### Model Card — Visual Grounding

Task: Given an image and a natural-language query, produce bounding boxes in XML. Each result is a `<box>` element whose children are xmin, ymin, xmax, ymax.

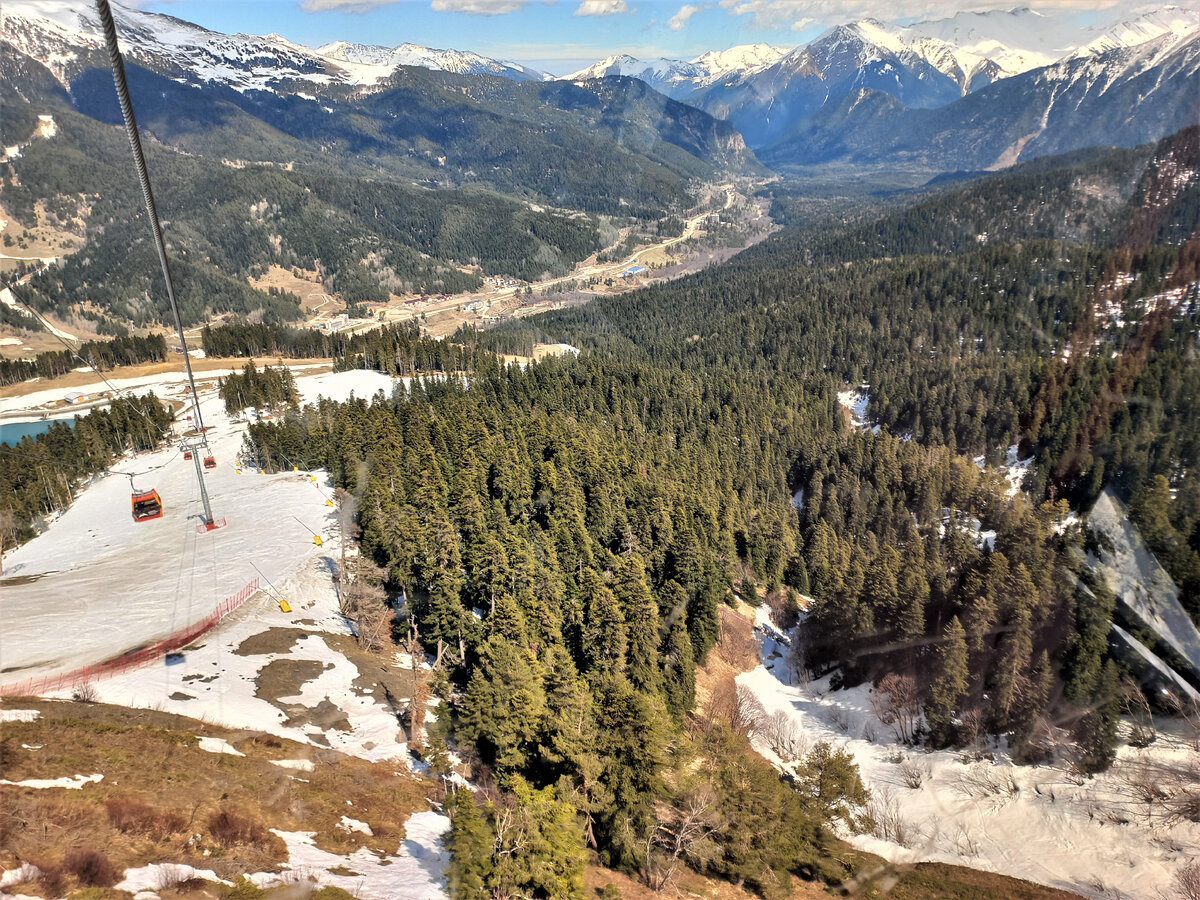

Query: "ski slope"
<box><xmin>0</xmin><ymin>369</ymin><xmax>396</xmax><ymax>686</ymax></box>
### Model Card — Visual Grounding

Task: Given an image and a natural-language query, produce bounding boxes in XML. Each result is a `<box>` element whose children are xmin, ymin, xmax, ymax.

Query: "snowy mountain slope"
<box><xmin>0</xmin><ymin>0</ymin><xmax>544</xmax><ymax>94</ymax></box>
<box><xmin>566</xmin><ymin>54</ymin><xmax>703</xmax><ymax>93</ymax></box>
<box><xmin>690</xmin><ymin>44</ymin><xmax>791</xmax><ymax>82</ymax></box>
<box><xmin>898</xmin><ymin>7</ymin><xmax>1077</xmax><ymax>76</ymax></box>
<box><xmin>0</xmin><ymin>0</ymin><xmax>333</xmax><ymax>92</ymax></box>
<box><xmin>691</xmin><ymin>24</ymin><xmax>965</xmax><ymax>149</ymax></box>
<box><xmin>845</xmin><ymin>19</ymin><xmax>1005</xmax><ymax>92</ymax></box>
<box><xmin>686</xmin><ymin>4</ymin><xmax>1198</xmax><ymax>156</ymax></box>
<box><xmin>1069</xmin><ymin>6</ymin><xmax>1199</xmax><ymax>60</ymax></box>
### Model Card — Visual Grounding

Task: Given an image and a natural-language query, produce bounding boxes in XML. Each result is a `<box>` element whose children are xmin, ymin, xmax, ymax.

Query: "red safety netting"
<box><xmin>0</xmin><ymin>578</ymin><xmax>260</xmax><ymax>697</ymax></box>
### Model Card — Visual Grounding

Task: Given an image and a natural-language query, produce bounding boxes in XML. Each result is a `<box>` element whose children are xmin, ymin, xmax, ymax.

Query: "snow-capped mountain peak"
<box><xmin>314</xmin><ymin>39</ymin><xmax>545</xmax><ymax>83</ymax></box>
<box><xmin>564</xmin><ymin>44</ymin><xmax>790</xmax><ymax>96</ymax></box>
<box><xmin>688</xmin><ymin>43</ymin><xmax>790</xmax><ymax>79</ymax></box>
<box><xmin>567</xmin><ymin>54</ymin><xmax>701</xmax><ymax>83</ymax></box>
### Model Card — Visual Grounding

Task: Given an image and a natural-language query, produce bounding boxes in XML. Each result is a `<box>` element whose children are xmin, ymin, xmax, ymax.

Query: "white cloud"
<box><xmin>431</xmin><ymin>0</ymin><xmax>529</xmax><ymax>13</ymax></box>
<box><xmin>299</xmin><ymin>0</ymin><xmax>400</xmax><ymax>11</ymax></box>
<box><xmin>574</xmin><ymin>0</ymin><xmax>630</xmax><ymax>16</ymax></box>
<box><xmin>667</xmin><ymin>3</ymin><xmax>705</xmax><ymax>30</ymax></box>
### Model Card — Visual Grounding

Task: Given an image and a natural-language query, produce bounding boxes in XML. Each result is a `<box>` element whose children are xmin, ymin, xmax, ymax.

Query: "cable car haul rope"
<box><xmin>95</xmin><ymin>0</ymin><xmax>224</xmax><ymax>530</ymax></box>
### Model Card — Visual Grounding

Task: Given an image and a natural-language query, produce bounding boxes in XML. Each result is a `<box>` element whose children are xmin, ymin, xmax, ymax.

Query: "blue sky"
<box><xmin>139</xmin><ymin>0</ymin><xmax>1144</xmax><ymax>74</ymax></box>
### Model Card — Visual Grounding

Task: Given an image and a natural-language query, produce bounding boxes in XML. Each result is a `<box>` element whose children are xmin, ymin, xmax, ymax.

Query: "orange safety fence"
<box><xmin>0</xmin><ymin>578</ymin><xmax>260</xmax><ymax>697</ymax></box>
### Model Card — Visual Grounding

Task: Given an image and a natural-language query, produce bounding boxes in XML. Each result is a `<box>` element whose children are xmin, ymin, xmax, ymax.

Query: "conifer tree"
<box><xmin>616</xmin><ymin>554</ymin><xmax>662</xmax><ymax>694</ymax></box>
<box><xmin>460</xmin><ymin>636</ymin><xmax>546</xmax><ymax>772</ymax></box>
<box><xmin>445</xmin><ymin>788</ymin><xmax>493</xmax><ymax>899</ymax></box>
<box><xmin>582</xmin><ymin>567</ymin><xmax>628</xmax><ymax>677</ymax></box>
<box><xmin>925</xmin><ymin>616</ymin><xmax>969</xmax><ymax>746</ymax></box>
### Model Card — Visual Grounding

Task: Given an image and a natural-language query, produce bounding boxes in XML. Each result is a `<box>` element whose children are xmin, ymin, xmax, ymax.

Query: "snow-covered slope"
<box><xmin>692</xmin><ymin>24</ymin><xmax>965</xmax><ymax>147</ymax></box>
<box><xmin>0</xmin><ymin>0</ymin><xmax>334</xmax><ymax>92</ymax></box>
<box><xmin>1071</xmin><ymin>6</ymin><xmax>1199</xmax><ymax>59</ymax></box>
<box><xmin>846</xmin><ymin>19</ymin><xmax>1004</xmax><ymax>92</ymax></box>
<box><xmin>739</xmin><ymin>608</ymin><xmax>1200</xmax><ymax>899</ymax></box>
<box><xmin>898</xmin><ymin>7</ymin><xmax>1077</xmax><ymax>76</ymax></box>
<box><xmin>690</xmin><ymin>43</ymin><xmax>791</xmax><ymax>82</ymax></box>
<box><xmin>757</xmin><ymin>27</ymin><xmax>1199</xmax><ymax>169</ymax></box>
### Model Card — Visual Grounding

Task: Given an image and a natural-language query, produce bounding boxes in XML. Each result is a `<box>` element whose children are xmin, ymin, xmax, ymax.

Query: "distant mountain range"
<box><xmin>0</xmin><ymin>0</ymin><xmax>550</xmax><ymax>93</ymax></box>
<box><xmin>0</xmin><ymin>0</ymin><xmax>1196</xmax><ymax>176</ymax></box>
<box><xmin>567</xmin><ymin>6</ymin><xmax>1200</xmax><ymax>170</ymax></box>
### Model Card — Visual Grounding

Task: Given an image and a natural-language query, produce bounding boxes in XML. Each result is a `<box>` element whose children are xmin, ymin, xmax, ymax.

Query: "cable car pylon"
<box><xmin>97</xmin><ymin>0</ymin><xmax>223</xmax><ymax>531</ymax></box>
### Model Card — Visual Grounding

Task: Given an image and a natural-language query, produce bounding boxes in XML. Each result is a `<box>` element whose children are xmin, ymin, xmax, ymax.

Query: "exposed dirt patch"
<box><xmin>254</xmin><ymin>658</ymin><xmax>329</xmax><ymax>705</ymax></box>
<box><xmin>694</xmin><ymin>601</ymin><xmax>760</xmax><ymax>710</ymax></box>
<box><xmin>278</xmin><ymin>698</ymin><xmax>351</xmax><ymax>736</ymax></box>
<box><xmin>234</xmin><ymin>627</ymin><xmax>305</xmax><ymax>657</ymax></box>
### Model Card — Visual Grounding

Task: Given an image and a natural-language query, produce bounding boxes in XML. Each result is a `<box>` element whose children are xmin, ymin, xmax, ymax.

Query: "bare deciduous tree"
<box><xmin>1171</xmin><ymin>858</ymin><xmax>1200</xmax><ymax>900</ymax></box>
<box><xmin>644</xmin><ymin>784</ymin><xmax>722</xmax><ymax>892</ymax></box>
<box><xmin>761</xmin><ymin>709</ymin><xmax>808</xmax><ymax>762</ymax></box>
<box><xmin>401</xmin><ymin>621</ymin><xmax>430</xmax><ymax>751</ymax></box>
<box><xmin>701</xmin><ymin>677</ymin><xmax>766</xmax><ymax>737</ymax></box>
<box><xmin>874</xmin><ymin>673</ymin><xmax>921</xmax><ymax>745</ymax></box>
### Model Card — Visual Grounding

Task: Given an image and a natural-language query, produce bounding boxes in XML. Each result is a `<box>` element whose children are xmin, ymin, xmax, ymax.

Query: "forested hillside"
<box><xmin>1</xmin><ymin>95</ymin><xmax>610</xmax><ymax>329</ymax></box>
<box><xmin>238</xmin><ymin>128</ymin><xmax>1198</xmax><ymax>894</ymax></box>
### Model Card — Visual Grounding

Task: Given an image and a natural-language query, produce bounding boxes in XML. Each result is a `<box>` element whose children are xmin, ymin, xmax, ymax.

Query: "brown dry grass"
<box><xmin>0</xmin><ymin>699</ymin><xmax>431</xmax><ymax>894</ymax></box>
<box><xmin>247</xmin><ymin>266</ymin><xmax>341</xmax><ymax>316</ymax></box>
<box><xmin>584</xmin><ymin>862</ymin><xmax>790</xmax><ymax>900</ymax></box>
<box><xmin>693</xmin><ymin>602</ymin><xmax>760</xmax><ymax>713</ymax></box>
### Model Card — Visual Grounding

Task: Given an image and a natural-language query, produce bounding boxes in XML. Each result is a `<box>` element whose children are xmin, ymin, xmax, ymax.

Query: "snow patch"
<box><xmin>197</xmin><ymin>736</ymin><xmax>245</xmax><ymax>756</ymax></box>
<box><xmin>270</xmin><ymin>758</ymin><xmax>315</xmax><ymax>771</ymax></box>
<box><xmin>0</xmin><ymin>773</ymin><xmax>102</xmax><ymax>789</ymax></box>
<box><xmin>0</xmin><ymin>864</ymin><xmax>40</xmax><ymax>890</ymax></box>
<box><xmin>254</xmin><ymin>810</ymin><xmax>449</xmax><ymax>900</ymax></box>
<box><xmin>338</xmin><ymin>815</ymin><xmax>373</xmax><ymax>835</ymax></box>
<box><xmin>739</xmin><ymin>605</ymin><xmax>1200</xmax><ymax>898</ymax></box>
<box><xmin>0</xmin><ymin>709</ymin><xmax>40</xmax><ymax>723</ymax></box>
<box><xmin>836</xmin><ymin>383</ymin><xmax>870</xmax><ymax>427</ymax></box>
<box><xmin>115</xmin><ymin>863</ymin><xmax>227</xmax><ymax>893</ymax></box>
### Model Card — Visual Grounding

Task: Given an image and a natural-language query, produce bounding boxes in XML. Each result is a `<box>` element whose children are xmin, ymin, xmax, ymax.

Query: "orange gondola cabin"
<box><xmin>203</xmin><ymin>455</ymin><xmax>216</xmax><ymax>469</ymax></box>
<box><xmin>131</xmin><ymin>489</ymin><xmax>163</xmax><ymax>522</ymax></box>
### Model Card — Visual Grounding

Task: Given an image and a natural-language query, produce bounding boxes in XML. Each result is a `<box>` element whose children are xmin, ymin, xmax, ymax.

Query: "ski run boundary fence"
<box><xmin>0</xmin><ymin>578</ymin><xmax>260</xmax><ymax>697</ymax></box>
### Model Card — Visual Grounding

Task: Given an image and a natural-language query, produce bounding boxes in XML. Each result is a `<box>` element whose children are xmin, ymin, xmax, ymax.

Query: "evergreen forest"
<box><xmin>233</xmin><ymin>129</ymin><xmax>1200</xmax><ymax>895</ymax></box>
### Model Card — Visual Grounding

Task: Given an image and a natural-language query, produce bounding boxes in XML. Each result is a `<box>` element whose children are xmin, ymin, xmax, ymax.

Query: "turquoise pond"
<box><xmin>0</xmin><ymin>417</ymin><xmax>75</xmax><ymax>445</ymax></box>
